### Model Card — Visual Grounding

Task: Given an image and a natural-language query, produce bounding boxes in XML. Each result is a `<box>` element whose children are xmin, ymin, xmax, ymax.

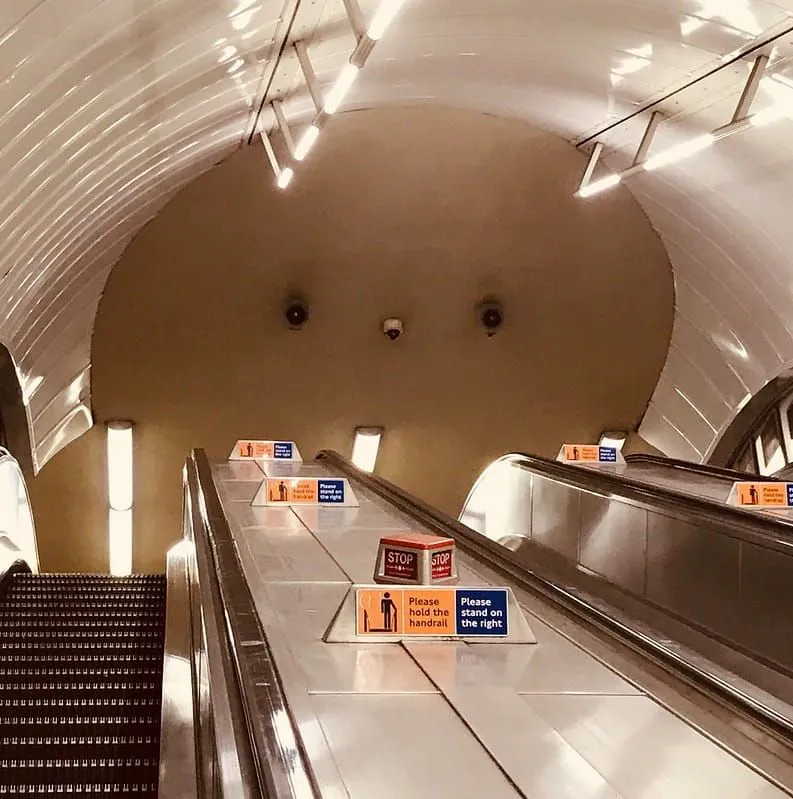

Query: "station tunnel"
<box><xmin>2</xmin><ymin>0</ymin><xmax>793</xmax><ymax>796</ymax></box>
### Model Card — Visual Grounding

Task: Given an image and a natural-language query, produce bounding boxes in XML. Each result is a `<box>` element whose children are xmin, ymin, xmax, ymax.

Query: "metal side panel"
<box><xmin>524</xmin><ymin>693</ymin><xmax>787</xmax><ymax>799</ymax></box>
<box><xmin>158</xmin><ymin>542</ymin><xmax>198</xmax><ymax>799</ymax></box>
<box><xmin>309</xmin><ymin>693</ymin><xmax>521</xmax><ymax>799</ymax></box>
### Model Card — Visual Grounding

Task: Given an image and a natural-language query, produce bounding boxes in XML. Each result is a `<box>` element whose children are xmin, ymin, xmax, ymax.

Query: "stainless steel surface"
<box><xmin>184</xmin><ymin>471</ymin><xmax>255</xmax><ymax>798</ymax></box>
<box><xmin>460</xmin><ymin>452</ymin><xmax>793</xmax><ymax>673</ymax></box>
<box><xmin>206</xmin><ymin>451</ymin><xmax>792</xmax><ymax>798</ymax></box>
<box><xmin>158</xmin><ymin>541</ymin><xmax>198</xmax><ymax>799</ymax></box>
<box><xmin>0</xmin><ymin>448</ymin><xmax>38</xmax><ymax>578</ymax></box>
<box><xmin>187</xmin><ymin>450</ymin><xmax>321</xmax><ymax>799</ymax></box>
<box><xmin>619</xmin><ymin>454</ymin><xmax>742</xmax><ymax>502</ymax></box>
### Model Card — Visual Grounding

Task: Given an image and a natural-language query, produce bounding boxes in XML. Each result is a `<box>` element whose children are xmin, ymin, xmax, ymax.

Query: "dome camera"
<box><xmin>383</xmin><ymin>318</ymin><xmax>403</xmax><ymax>342</ymax></box>
<box><xmin>479</xmin><ymin>301</ymin><xmax>503</xmax><ymax>337</ymax></box>
<box><xmin>284</xmin><ymin>298</ymin><xmax>309</xmax><ymax>330</ymax></box>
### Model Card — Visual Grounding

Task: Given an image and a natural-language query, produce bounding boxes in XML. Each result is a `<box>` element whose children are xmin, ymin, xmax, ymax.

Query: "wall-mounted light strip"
<box><xmin>575</xmin><ymin>107</ymin><xmax>785</xmax><ymax>199</ymax></box>
<box><xmin>261</xmin><ymin>0</ymin><xmax>408</xmax><ymax>189</ymax></box>
<box><xmin>576</xmin><ymin>54</ymin><xmax>789</xmax><ymax>199</ymax></box>
<box><xmin>351</xmin><ymin>426</ymin><xmax>383</xmax><ymax>473</ymax></box>
<box><xmin>106</xmin><ymin>421</ymin><xmax>133</xmax><ymax>576</ymax></box>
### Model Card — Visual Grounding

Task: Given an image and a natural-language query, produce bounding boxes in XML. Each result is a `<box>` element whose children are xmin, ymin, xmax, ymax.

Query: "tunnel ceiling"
<box><xmin>3</xmin><ymin>0</ymin><xmax>793</xmax><ymax>469</ymax></box>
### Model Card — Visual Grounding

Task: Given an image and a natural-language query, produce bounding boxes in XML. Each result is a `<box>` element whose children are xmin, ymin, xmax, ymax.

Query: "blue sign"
<box><xmin>455</xmin><ymin>589</ymin><xmax>508</xmax><ymax>636</ymax></box>
<box><xmin>318</xmin><ymin>479</ymin><xmax>345</xmax><ymax>504</ymax></box>
<box><xmin>787</xmin><ymin>484</ymin><xmax>793</xmax><ymax>507</ymax></box>
<box><xmin>598</xmin><ymin>447</ymin><xmax>617</xmax><ymax>463</ymax></box>
<box><xmin>273</xmin><ymin>442</ymin><xmax>294</xmax><ymax>459</ymax></box>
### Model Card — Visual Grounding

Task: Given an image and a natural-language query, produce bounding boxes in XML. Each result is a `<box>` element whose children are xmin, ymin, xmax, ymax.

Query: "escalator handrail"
<box><xmin>316</xmin><ymin>449</ymin><xmax>793</xmax><ymax>745</ymax></box>
<box><xmin>492</xmin><ymin>451</ymin><xmax>793</xmax><ymax>556</ymax></box>
<box><xmin>188</xmin><ymin>450</ymin><xmax>322</xmax><ymax>799</ymax></box>
<box><xmin>623</xmin><ymin>452</ymin><xmax>769</xmax><ymax>482</ymax></box>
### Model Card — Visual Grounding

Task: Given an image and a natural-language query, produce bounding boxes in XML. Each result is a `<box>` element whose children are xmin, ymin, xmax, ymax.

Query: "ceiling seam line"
<box><xmin>246</xmin><ymin>0</ymin><xmax>304</xmax><ymax>145</ymax></box>
<box><xmin>575</xmin><ymin>22</ymin><xmax>793</xmax><ymax>149</ymax></box>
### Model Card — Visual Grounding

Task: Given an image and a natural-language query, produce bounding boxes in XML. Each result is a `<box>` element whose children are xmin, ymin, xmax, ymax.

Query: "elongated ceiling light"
<box><xmin>576</xmin><ymin>108</ymin><xmax>785</xmax><ymax>199</ymax></box>
<box><xmin>324</xmin><ymin>64</ymin><xmax>360</xmax><ymax>115</ymax></box>
<box><xmin>107</xmin><ymin>421</ymin><xmax>133</xmax><ymax>576</ymax></box>
<box><xmin>576</xmin><ymin>55</ymin><xmax>790</xmax><ymax>199</ymax></box>
<box><xmin>264</xmin><ymin>0</ymin><xmax>409</xmax><ymax>189</ymax></box>
<box><xmin>351</xmin><ymin>427</ymin><xmax>383</xmax><ymax>473</ymax></box>
<box><xmin>643</xmin><ymin>133</ymin><xmax>714</xmax><ymax>171</ymax></box>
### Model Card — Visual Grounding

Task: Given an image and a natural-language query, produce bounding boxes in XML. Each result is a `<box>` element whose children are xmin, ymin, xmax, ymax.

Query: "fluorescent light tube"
<box><xmin>577</xmin><ymin>174</ymin><xmax>621</xmax><ymax>198</ymax></box>
<box><xmin>107</xmin><ymin>421</ymin><xmax>133</xmax><ymax>512</ymax></box>
<box><xmin>109</xmin><ymin>508</ymin><xmax>132</xmax><ymax>576</ymax></box>
<box><xmin>367</xmin><ymin>0</ymin><xmax>407</xmax><ymax>40</ymax></box>
<box><xmin>295</xmin><ymin>125</ymin><xmax>320</xmax><ymax>161</ymax></box>
<box><xmin>351</xmin><ymin>428</ymin><xmax>383</xmax><ymax>473</ymax></box>
<box><xmin>277</xmin><ymin>166</ymin><xmax>294</xmax><ymax>189</ymax></box>
<box><xmin>324</xmin><ymin>63</ymin><xmax>359</xmax><ymax>114</ymax></box>
<box><xmin>643</xmin><ymin>133</ymin><xmax>714</xmax><ymax>171</ymax></box>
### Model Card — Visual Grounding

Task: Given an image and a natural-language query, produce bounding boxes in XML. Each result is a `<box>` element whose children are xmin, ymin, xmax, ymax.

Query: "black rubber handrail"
<box><xmin>317</xmin><ymin>449</ymin><xmax>793</xmax><ymax>750</ymax></box>
<box><xmin>624</xmin><ymin>452</ymin><xmax>766</xmax><ymax>482</ymax></box>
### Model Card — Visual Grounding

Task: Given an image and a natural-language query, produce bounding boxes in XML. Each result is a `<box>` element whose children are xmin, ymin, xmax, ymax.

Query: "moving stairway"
<box><xmin>0</xmin><ymin>572</ymin><xmax>166</xmax><ymax>796</ymax></box>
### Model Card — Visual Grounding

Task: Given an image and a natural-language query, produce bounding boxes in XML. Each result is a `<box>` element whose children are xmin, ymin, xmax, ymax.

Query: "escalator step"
<box><xmin>0</xmin><ymin>573</ymin><xmax>166</xmax><ymax>794</ymax></box>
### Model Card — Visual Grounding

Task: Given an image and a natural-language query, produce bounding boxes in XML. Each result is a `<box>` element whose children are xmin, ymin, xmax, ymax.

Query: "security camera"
<box><xmin>478</xmin><ymin>301</ymin><xmax>503</xmax><ymax>337</ymax></box>
<box><xmin>284</xmin><ymin>298</ymin><xmax>309</xmax><ymax>330</ymax></box>
<box><xmin>383</xmin><ymin>318</ymin><xmax>403</xmax><ymax>341</ymax></box>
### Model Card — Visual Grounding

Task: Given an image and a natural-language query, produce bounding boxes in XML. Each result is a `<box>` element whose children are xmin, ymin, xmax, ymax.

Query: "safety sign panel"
<box><xmin>559</xmin><ymin>444</ymin><xmax>619</xmax><ymax>464</ymax></box>
<box><xmin>431</xmin><ymin>550</ymin><xmax>453</xmax><ymax>580</ymax></box>
<box><xmin>356</xmin><ymin>587</ymin><xmax>509</xmax><ymax>637</ymax></box>
<box><xmin>383</xmin><ymin>549</ymin><xmax>419</xmax><ymax>580</ymax></box>
<box><xmin>729</xmin><ymin>481</ymin><xmax>793</xmax><ymax>508</ymax></box>
<box><xmin>229</xmin><ymin>440</ymin><xmax>302</xmax><ymax>462</ymax></box>
<box><xmin>252</xmin><ymin>477</ymin><xmax>358</xmax><ymax>507</ymax></box>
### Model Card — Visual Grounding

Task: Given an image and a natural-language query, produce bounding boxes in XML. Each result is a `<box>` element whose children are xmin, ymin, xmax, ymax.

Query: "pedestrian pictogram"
<box><xmin>228</xmin><ymin>439</ymin><xmax>302</xmax><ymax>462</ymax></box>
<box><xmin>355</xmin><ymin>587</ymin><xmax>502</xmax><ymax>637</ymax></box>
<box><xmin>560</xmin><ymin>444</ymin><xmax>619</xmax><ymax>464</ymax></box>
<box><xmin>252</xmin><ymin>476</ymin><xmax>359</xmax><ymax>507</ymax></box>
<box><xmin>731</xmin><ymin>481</ymin><xmax>793</xmax><ymax>508</ymax></box>
<box><xmin>358</xmin><ymin>589</ymin><xmax>405</xmax><ymax>633</ymax></box>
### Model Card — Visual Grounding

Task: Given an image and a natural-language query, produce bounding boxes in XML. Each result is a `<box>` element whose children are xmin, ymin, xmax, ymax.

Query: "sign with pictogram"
<box><xmin>557</xmin><ymin>444</ymin><xmax>623</xmax><ymax>465</ymax></box>
<box><xmin>355</xmin><ymin>587</ymin><xmax>508</xmax><ymax>638</ymax></box>
<box><xmin>229</xmin><ymin>440</ymin><xmax>302</xmax><ymax>462</ymax></box>
<box><xmin>728</xmin><ymin>481</ymin><xmax>793</xmax><ymax>509</ymax></box>
<box><xmin>251</xmin><ymin>477</ymin><xmax>358</xmax><ymax>507</ymax></box>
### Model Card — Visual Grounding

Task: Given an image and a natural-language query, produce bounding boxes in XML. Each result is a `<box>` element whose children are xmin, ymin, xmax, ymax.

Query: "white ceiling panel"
<box><xmin>3</xmin><ymin>0</ymin><xmax>793</xmax><ymax>468</ymax></box>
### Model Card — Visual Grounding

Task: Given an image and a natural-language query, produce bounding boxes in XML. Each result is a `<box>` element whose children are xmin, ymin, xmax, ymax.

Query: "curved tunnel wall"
<box><xmin>28</xmin><ymin>107</ymin><xmax>674</xmax><ymax>572</ymax></box>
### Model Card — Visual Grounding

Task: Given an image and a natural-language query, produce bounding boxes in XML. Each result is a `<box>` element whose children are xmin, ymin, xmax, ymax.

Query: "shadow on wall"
<box><xmin>28</xmin><ymin>105</ymin><xmax>675</xmax><ymax>573</ymax></box>
<box><xmin>0</xmin><ymin>345</ymin><xmax>34</xmax><ymax>478</ymax></box>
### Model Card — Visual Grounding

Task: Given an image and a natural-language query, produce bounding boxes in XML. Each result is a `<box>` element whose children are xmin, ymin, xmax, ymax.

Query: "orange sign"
<box><xmin>238</xmin><ymin>441</ymin><xmax>275</xmax><ymax>459</ymax></box>
<box><xmin>563</xmin><ymin>445</ymin><xmax>599</xmax><ymax>462</ymax></box>
<box><xmin>735</xmin><ymin>482</ymin><xmax>793</xmax><ymax>507</ymax></box>
<box><xmin>356</xmin><ymin>588</ymin><xmax>455</xmax><ymax>636</ymax></box>
<box><xmin>265</xmin><ymin>478</ymin><xmax>318</xmax><ymax>504</ymax></box>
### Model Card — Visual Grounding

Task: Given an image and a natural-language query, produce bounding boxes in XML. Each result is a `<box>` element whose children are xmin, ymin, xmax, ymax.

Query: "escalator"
<box><xmin>0</xmin><ymin>572</ymin><xmax>165</xmax><ymax>796</ymax></box>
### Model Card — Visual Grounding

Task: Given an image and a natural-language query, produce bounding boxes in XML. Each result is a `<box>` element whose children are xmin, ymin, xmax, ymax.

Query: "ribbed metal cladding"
<box><xmin>0</xmin><ymin>573</ymin><xmax>166</xmax><ymax>796</ymax></box>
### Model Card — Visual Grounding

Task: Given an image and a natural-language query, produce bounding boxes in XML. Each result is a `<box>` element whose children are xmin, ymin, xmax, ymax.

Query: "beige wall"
<box><xmin>29</xmin><ymin>105</ymin><xmax>674</xmax><ymax>574</ymax></box>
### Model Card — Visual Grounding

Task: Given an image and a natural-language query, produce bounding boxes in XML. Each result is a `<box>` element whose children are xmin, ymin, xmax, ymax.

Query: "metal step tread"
<box><xmin>0</xmin><ymin>573</ymin><xmax>166</xmax><ymax>792</ymax></box>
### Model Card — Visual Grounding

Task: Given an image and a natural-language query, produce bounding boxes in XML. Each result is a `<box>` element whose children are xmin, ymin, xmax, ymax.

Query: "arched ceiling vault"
<box><xmin>3</xmin><ymin>0</ymin><xmax>793</xmax><ymax>468</ymax></box>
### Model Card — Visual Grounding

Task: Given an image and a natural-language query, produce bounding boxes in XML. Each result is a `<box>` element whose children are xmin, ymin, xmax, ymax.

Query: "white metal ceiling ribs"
<box><xmin>3</xmin><ymin>0</ymin><xmax>793</xmax><ymax>468</ymax></box>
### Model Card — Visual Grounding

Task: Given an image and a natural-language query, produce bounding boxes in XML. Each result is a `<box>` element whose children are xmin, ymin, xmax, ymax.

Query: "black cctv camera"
<box><xmin>284</xmin><ymin>298</ymin><xmax>309</xmax><ymax>330</ymax></box>
<box><xmin>383</xmin><ymin>318</ymin><xmax>404</xmax><ymax>341</ymax></box>
<box><xmin>479</xmin><ymin>301</ymin><xmax>503</xmax><ymax>337</ymax></box>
